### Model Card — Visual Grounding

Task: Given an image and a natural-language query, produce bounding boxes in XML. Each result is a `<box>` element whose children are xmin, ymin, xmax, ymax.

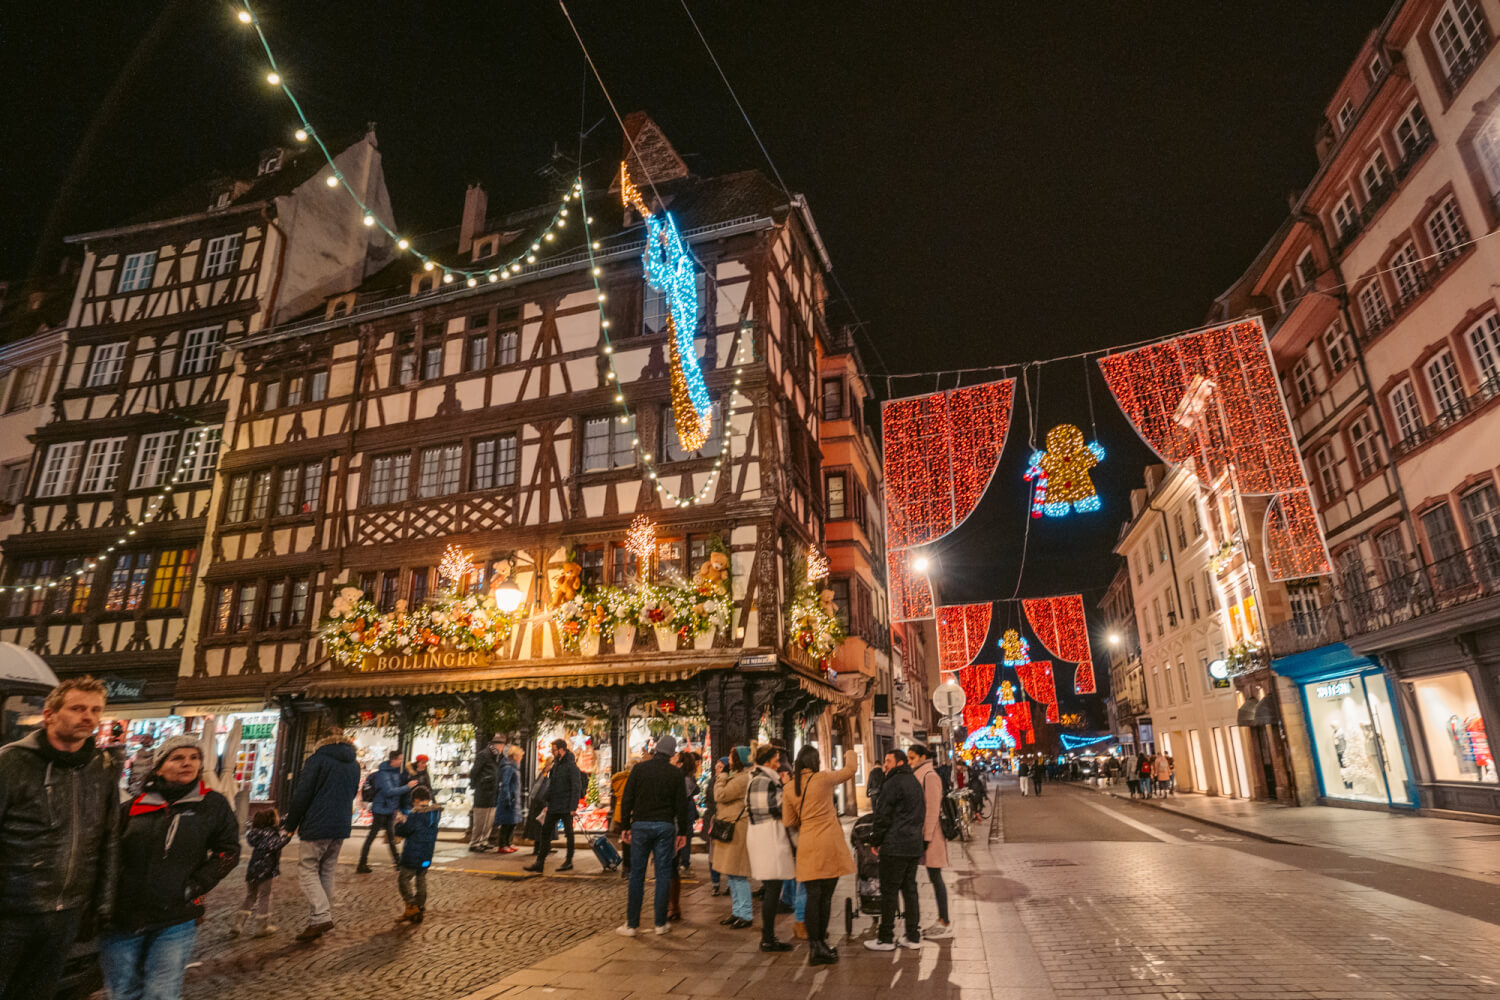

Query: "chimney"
<box><xmin>458</xmin><ymin>184</ymin><xmax>487</xmax><ymax>255</ymax></box>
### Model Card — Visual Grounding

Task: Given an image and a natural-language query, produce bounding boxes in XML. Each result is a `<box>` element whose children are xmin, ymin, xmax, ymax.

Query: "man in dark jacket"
<box><xmin>616</xmin><ymin>734</ymin><xmax>690</xmax><ymax>934</ymax></box>
<box><xmin>527</xmin><ymin>738</ymin><xmax>584</xmax><ymax>873</ymax></box>
<box><xmin>285</xmin><ymin>731</ymin><xmax>361</xmax><ymax>940</ymax></box>
<box><xmin>864</xmin><ymin>749</ymin><xmax>926</xmax><ymax>952</ymax></box>
<box><xmin>468</xmin><ymin>734</ymin><xmax>504</xmax><ymax>851</ymax></box>
<box><xmin>357</xmin><ymin>751</ymin><xmax>416</xmax><ymax>873</ymax></box>
<box><xmin>0</xmin><ymin>677</ymin><xmax>118</xmax><ymax>1000</ymax></box>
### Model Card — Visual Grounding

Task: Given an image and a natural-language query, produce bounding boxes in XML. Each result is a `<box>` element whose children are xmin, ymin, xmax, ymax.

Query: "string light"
<box><xmin>620</xmin><ymin>162</ymin><xmax>713</xmax><ymax>451</ymax></box>
<box><xmin>999</xmin><ymin>680</ymin><xmax>1016</xmax><ymax>704</ymax></box>
<box><xmin>958</xmin><ymin>663</ymin><xmax>995</xmax><ymax>727</ymax></box>
<box><xmin>1024</xmin><ymin>424</ymin><xmax>1104</xmax><ymax>518</ymax></box>
<box><xmin>1022</xmin><ymin>594</ymin><xmax>1096</xmax><ymax>694</ymax></box>
<box><xmin>625</xmin><ymin>515</ymin><xmax>656</xmax><ymax>567</ymax></box>
<box><xmin>936</xmin><ymin>603</ymin><xmax>992</xmax><ymax>673</ymax></box>
<box><xmin>1264</xmin><ymin>491</ymin><xmax>1330</xmax><ymax>580</ymax></box>
<box><xmin>806</xmin><ymin>548</ymin><xmax>829</xmax><ymax>584</ymax></box>
<box><xmin>1006</xmin><ymin>702</ymin><xmax>1035</xmax><ymax>745</ymax></box>
<box><xmin>237</xmin><ymin>1</ymin><xmax>575</xmax><ymax>282</ymax></box>
<box><xmin>883</xmin><ymin>381</ymin><xmax>1014</xmax><ymax>621</ymax></box>
<box><xmin>1098</xmin><ymin>319</ymin><xmax>1330</xmax><ymax>580</ymax></box>
<box><xmin>0</xmin><ymin>428</ymin><xmax>210</xmax><ymax>595</ymax></box>
<box><xmin>438</xmin><ymin>544</ymin><xmax>473</xmax><ymax>587</ymax></box>
<box><xmin>1060</xmin><ymin>733</ymin><xmax>1113</xmax><ymax>750</ymax></box>
<box><xmin>962</xmin><ymin>704</ymin><xmax>993</xmax><ymax>732</ymax></box>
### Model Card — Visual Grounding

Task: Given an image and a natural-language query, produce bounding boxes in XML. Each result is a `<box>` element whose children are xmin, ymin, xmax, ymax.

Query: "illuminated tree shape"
<box><xmin>1024</xmin><ymin>424</ymin><xmax>1105</xmax><ymax>518</ymax></box>
<box><xmin>937</xmin><ymin>603</ymin><xmax>993</xmax><ymax>673</ymax></box>
<box><xmin>1022</xmin><ymin>594</ymin><xmax>1096</xmax><ymax>695</ymax></box>
<box><xmin>1097</xmin><ymin>319</ymin><xmax>1331</xmax><ymax>581</ymax></box>
<box><xmin>882</xmin><ymin>381</ymin><xmax>1015</xmax><ymax>621</ymax></box>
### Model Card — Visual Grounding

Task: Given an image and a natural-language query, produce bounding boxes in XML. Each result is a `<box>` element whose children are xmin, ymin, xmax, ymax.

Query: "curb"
<box><xmin>1067</xmin><ymin>781</ymin><xmax>1301</xmax><ymax>846</ymax></box>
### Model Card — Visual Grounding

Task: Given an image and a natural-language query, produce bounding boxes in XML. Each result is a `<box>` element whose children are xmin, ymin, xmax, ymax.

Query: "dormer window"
<box><xmin>472</xmin><ymin>234</ymin><xmax>500</xmax><ymax>261</ymax></box>
<box><xmin>257</xmin><ymin>150</ymin><xmax>284</xmax><ymax>176</ymax></box>
<box><xmin>214</xmin><ymin>191</ymin><xmax>232</xmax><ymax>210</ymax></box>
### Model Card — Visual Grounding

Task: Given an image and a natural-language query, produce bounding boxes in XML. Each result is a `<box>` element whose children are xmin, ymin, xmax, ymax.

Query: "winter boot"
<box><xmin>792</xmin><ymin>920</ymin><xmax>807</xmax><ymax>940</ymax></box>
<box><xmin>398</xmin><ymin>903</ymin><xmax>420</xmax><ymax>923</ymax></box>
<box><xmin>254</xmin><ymin>917</ymin><xmax>277</xmax><ymax>938</ymax></box>
<box><xmin>411</xmin><ymin>906</ymin><xmax>425</xmax><ymax>925</ymax></box>
<box><xmin>229</xmin><ymin>910</ymin><xmax>251</xmax><ymax>937</ymax></box>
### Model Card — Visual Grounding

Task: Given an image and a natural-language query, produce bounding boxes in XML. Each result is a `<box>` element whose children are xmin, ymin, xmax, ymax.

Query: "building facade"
<box><xmin>1099</xmin><ymin>561</ymin><xmax>1149</xmax><ymax>753</ymax></box>
<box><xmin>0</xmin><ymin>131</ymin><xmax>393</xmax><ymax>798</ymax></box>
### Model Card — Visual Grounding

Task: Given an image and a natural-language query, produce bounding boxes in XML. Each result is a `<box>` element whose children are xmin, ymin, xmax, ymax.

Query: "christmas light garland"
<box><xmin>1000</xmin><ymin>629</ymin><xmax>1030</xmax><ymax>667</ymax></box>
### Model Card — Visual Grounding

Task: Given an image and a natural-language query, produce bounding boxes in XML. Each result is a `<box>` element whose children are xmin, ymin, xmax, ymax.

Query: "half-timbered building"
<box><xmin>206</xmin><ymin>116</ymin><xmax>853</xmax><ymax>816</ymax></box>
<box><xmin>0</xmin><ymin>130</ymin><xmax>393</xmax><ymax>796</ymax></box>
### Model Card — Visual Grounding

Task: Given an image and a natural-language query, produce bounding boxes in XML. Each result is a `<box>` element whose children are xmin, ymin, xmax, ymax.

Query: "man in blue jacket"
<box><xmin>285</xmin><ymin>730</ymin><xmax>361</xmax><ymax>941</ymax></box>
<box><xmin>358</xmin><ymin>751</ymin><xmax>417</xmax><ymax>875</ymax></box>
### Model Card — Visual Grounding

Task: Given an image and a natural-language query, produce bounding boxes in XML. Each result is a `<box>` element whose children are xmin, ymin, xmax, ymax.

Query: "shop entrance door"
<box><xmin>1253</xmin><ymin>725</ymin><xmax>1278</xmax><ymax>798</ymax></box>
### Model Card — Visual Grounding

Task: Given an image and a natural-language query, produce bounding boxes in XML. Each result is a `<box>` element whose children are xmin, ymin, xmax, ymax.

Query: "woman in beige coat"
<box><xmin>712</xmin><ymin>747</ymin><xmax>754</xmax><ymax>927</ymax></box>
<box><xmin>910</xmin><ymin>744</ymin><xmax>954</xmax><ymax>939</ymax></box>
<box><xmin>782</xmin><ymin>744</ymin><xmax>856</xmax><ymax>965</ymax></box>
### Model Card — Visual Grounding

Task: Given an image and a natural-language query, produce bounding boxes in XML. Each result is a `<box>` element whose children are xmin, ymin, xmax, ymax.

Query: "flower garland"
<box><xmin>320</xmin><ymin>586</ymin><xmax>517</xmax><ymax>667</ymax></box>
<box><xmin>788</xmin><ymin>581</ymin><xmax>846</xmax><ymax>664</ymax></box>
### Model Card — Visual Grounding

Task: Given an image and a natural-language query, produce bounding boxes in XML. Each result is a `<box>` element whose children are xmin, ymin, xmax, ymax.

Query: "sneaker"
<box><xmin>923</xmin><ymin>921</ymin><xmax>954</xmax><ymax>940</ymax></box>
<box><xmin>557</xmin><ymin>861</ymin><xmax>574</xmax><ymax>872</ymax></box>
<box><xmin>616</xmin><ymin>925</ymin><xmax>638</xmax><ymax>937</ymax></box>
<box><xmin>864</xmin><ymin>939</ymin><xmax>897</xmax><ymax>952</ymax></box>
<box><xmin>355</xmin><ymin>864</ymin><xmax>373</xmax><ymax>874</ymax></box>
<box><xmin>229</xmin><ymin>910</ymin><xmax>250</xmax><ymax>937</ymax></box>
<box><xmin>898</xmin><ymin>936</ymin><xmax>922</xmax><ymax>950</ymax></box>
<box><xmin>654</xmin><ymin>924</ymin><xmax>671</xmax><ymax>935</ymax></box>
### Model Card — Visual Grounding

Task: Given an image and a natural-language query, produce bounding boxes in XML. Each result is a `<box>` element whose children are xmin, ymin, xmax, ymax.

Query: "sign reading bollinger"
<box><xmin>363</xmin><ymin>651</ymin><xmax>486</xmax><ymax>672</ymax></box>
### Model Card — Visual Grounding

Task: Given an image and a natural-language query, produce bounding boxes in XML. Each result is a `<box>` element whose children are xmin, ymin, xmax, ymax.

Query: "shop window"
<box><xmin>1412</xmin><ymin>671</ymin><xmax>1494</xmax><ymax>783</ymax></box>
<box><xmin>148</xmin><ymin>549</ymin><xmax>197</xmax><ymax>610</ymax></box>
<box><xmin>1306</xmin><ymin>673</ymin><xmax>1411</xmax><ymax>804</ymax></box>
<box><xmin>472</xmin><ymin>434</ymin><xmax>517</xmax><ymax>490</ymax></box>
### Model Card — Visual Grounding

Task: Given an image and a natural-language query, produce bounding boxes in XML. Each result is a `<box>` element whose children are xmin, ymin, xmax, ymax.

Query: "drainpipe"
<box><xmin>1147</xmin><ymin>500</ymin><xmax>1185</xmax><ymax>624</ymax></box>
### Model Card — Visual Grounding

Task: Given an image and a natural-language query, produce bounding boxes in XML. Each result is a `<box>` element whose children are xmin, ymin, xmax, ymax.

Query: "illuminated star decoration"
<box><xmin>625</xmin><ymin>515</ymin><xmax>657</xmax><ymax>568</ymax></box>
<box><xmin>620</xmin><ymin>163</ymin><xmax>712</xmax><ymax>451</ymax></box>
<box><xmin>806</xmin><ymin>548</ymin><xmax>829</xmax><ymax>584</ymax></box>
<box><xmin>439</xmin><ymin>544</ymin><xmax>473</xmax><ymax>590</ymax></box>
<box><xmin>1024</xmin><ymin>423</ymin><xmax>1104</xmax><ymax>518</ymax></box>
<box><xmin>1000</xmin><ymin>629</ymin><xmax>1030</xmax><ymax>667</ymax></box>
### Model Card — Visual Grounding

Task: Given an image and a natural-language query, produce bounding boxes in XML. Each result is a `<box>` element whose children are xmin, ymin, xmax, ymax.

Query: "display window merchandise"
<box><xmin>205</xmin><ymin>711</ymin><xmax>281</xmax><ymax>803</ymax></box>
<box><xmin>410</xmin><ymin>720</ymin><xmax>476</xmax><ymax>829</ymax></box>
<box><xmin>534</xmin><ymin>721</ymin><xmax>612</xmax><ymax>833</ymax></box>
<box><xmin>345</xmin><ymin>718</ymin><xmax>401</xmax><ymax>827</ymax></box>
<box><xmin>1302</xmin><ymin>673</ymin><xmax>1414</xmax><ymax>806</ymax></box>
<box><xmin>1411</xmin><ymin>672</ymin><xmax>1495</xmax><ymax>784</ymax></box>
<box><xmin>97</xmin><ymin>713</ymin><xmax>187</xmax><ymax>793</ymax></box>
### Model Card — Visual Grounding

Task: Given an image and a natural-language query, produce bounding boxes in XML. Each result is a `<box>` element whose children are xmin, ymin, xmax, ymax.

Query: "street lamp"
<box><xmin>493</xmin><ymin>580</ymin><xmax>525</xmax><ymax>614</ymax></box>
<box><xmin>1107</xmin><ymin>632</ymin><xmax>1121</xmax><ymax>646</ymax></box>
<box><xmin>912</xmin><ymin>555</ymin><xmax>930</xmax><ymax>573</ymax></box>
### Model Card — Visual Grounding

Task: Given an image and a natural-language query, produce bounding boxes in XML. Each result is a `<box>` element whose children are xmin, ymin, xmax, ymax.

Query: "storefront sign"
<box><xmin>363</xmin><ymin>651</ymin><xmax>486</xmax><ymax>672</ymax></box>
<box><xmin>101</xmin><ymin>676</ymin><xmax>147</xmax><ymax>701</ymax></box>
<box><xmin>1315</xmin><ymin>679</ymin><xmax>1353</xmax><ymax>699</ymax></box>
<box><xmin>241</xmin><ymin>723</ymin><xmax>276</xmax><ymax>741</ymax></box>
<box><xmin>913</xmin><ymin>729</ymin><xmax>928</xmax><ymax>742</ymax></box>
<box><xmin>176</xmin><ymin>702</ymin><xmax>267</xmax><ymax>717</ymax></box>
<box><xmin>739</xmin><ymin>653</ymin><xmax>777</xmax><ymax>668</ymax></box>
<box><xmin>1208</xmin><ymin>659</ymin><xmax>1229</xmax><ymax>680</ymax></box>
<box><xmin>1137</xmin><ymin>722</ymin><xmax>1154</xmax><ymax>744</ymax></box>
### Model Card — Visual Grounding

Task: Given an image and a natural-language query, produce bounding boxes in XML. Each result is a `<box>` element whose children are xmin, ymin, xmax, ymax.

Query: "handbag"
<box><xmin>711</xmin><ymin>804</ymin><xmax>745</xmax><ymax>843</ymax></box>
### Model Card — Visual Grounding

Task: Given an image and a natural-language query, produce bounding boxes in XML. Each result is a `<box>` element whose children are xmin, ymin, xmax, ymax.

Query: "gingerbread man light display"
<box><xmin>1024</xmin><ymin>423</ymin><xmax>1105</xmax><ymax>518</ymax></box>
<box><xmin>1000</xmin><ymin>629</ymin><xmax>1030</xmax><ymax>666</ymax></box>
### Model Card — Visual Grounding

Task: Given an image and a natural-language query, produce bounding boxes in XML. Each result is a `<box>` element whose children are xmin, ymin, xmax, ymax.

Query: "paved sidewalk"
<box><xmin>1078</xmin><ymin>779</ymin><xmax>1500</xmax><ymax>886</ymax></box>
<box><xmin>450</xmin><ymin>799</ymin><xmax>1055</xmax><ymax>1000</ymax></box>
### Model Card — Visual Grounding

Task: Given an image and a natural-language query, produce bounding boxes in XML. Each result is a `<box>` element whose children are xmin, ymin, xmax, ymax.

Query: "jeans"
<box><xmin>779</xmin><ymin>878</ymin><xmax>806</xmax><ymax>921</ymax></box>
<box><xmin>398</xmin><ymin>866</ymin><xmax>428</xmax><ymax>909</ymax></box>
<box><xmin>876</xmin><ymin>854</ymin><xmax>922</xmax><ymax>944</ymax></box>
<box><xmin>298</xmin><ymin>837</ymin><xmax>343</xmax><ymax>925</ymax></box>
<box><xmin>0</xmin><ymin>908</ymin><xmax>82</xmax><ymax>1000</ymax></box>
<box><xmin>803</xmin><ymin>876</ymin><xmax>838</xmax><ymax>943</ymax></box>
<box><xmin>360</xmin><ymin>812</ymin><xmax>399</xmax><ymax>866</ymax></box>
<box><xmin>242</xmin><ymin>877</ymin><xmax>274</xmax><ymax>917</ymax></box>
<box><xmin>727</xmin><ymin>874</ymin><xmax>752</xmax><ymax>920</ymax></box>
<box><xmin>537</xmin><ymin>809</ymin><xmax>575</xmax><ymax>864</ymax></box>
<box><xmin>469</xmin><ymin>806</ymin><xmax>496</xmax><ymax>847</ymax></box>
<box><xmin>625</xmin><ymin>820</ymin><xmax>677</xmax><ymax>928</ymax></box>
<box><xmin>99</xmin><ymin>920</ymin><xmax>198</xmax><ymax>1000</ymax></box>
<box><xmin>927</xmin><ymin>867</ymin><xmax>949</xmax><ymax>923</ymax></box>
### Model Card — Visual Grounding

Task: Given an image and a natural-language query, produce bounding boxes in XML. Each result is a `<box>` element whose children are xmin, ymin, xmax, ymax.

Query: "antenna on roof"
<box><xmin>535</xmin><ymin>143</ymin><xmax>577</xmax><ymax>187</ymax></box>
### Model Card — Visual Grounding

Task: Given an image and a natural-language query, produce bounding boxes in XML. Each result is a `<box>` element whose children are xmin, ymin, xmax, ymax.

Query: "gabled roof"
<box><xmin>0</xmin><ymin>261</ymin><xmax>79</xmax><ymax>348</ymax></box>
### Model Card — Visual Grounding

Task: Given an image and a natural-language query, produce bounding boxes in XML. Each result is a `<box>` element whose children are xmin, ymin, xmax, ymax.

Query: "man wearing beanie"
<box><xmin>616</xmin><ymin>734</ymin><xmax>691</xmax><ymax>937</ymax></box>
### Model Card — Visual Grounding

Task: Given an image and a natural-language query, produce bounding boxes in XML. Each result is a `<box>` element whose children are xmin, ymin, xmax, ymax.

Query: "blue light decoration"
<box><xmin>964</xmin><ymin>725</ymin><xmax>1016</xmax><ymax>752</ymax></box>
<box><xmin>999</xmin><ymin>629</ymin><xmax>1030</xmax><ymax>667</ymax></box>
<box><xmin>621</xmin><ymin>163</ymin><xmax>713</xmax><ymax>451</ymax></box>
<box><xmin>1024</xmin><ymin>423</ymin><xmax>1105</xmax><ymax>518</ymax></box>
<box><xmin>1059</xmin><ymin>733</ymin><xmax>1114</xmax><ymax>750</ymax></box>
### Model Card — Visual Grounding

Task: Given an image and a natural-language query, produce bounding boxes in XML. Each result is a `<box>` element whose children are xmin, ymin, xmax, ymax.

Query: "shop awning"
<box><xmin>796</xmin><ymin>670</ymin><xmax>855</xmax><ymax>707</ymax></box>
<box><xmin>0</xmin><ymin>642</ymin><xmax>58</xmax><ymax>693</ymax></box>
<box><xmin>294</xmin><ymin>656</ymin><xmax>736</xmax><ymax>699</ymax></box>
<box><xmin>1271</xmin><ymin>643</ymin><xmax>1375</xmax><ymax>683</ymax></box>
<box><xmin>1236</xmin><ymin>695</ymin><xmax>1276</xmax><ymax>726</ymax></box>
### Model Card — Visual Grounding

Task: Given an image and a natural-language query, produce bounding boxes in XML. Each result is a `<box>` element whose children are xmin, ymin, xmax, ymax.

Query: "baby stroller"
<box><xmin>844</xmin><ymin>812</ymin><xmax>899</xmax><ymax>935</ymax></box>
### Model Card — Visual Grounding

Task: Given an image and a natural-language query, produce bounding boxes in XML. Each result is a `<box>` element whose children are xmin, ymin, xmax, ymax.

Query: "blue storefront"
<box><xmin>1273</xmin><ymin>643</ymin><xmax>1418</xmax><ymax>810</ymax></box>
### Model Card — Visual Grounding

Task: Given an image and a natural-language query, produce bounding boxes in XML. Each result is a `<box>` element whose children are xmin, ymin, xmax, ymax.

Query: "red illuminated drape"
<box><xmin>958</xmin><ymin>663</ymin><xmax>995</xmax><ymax>711</ymax></box>
<box><xmin>1097</xmin><ymin>320</ymin><xmax>1330</xmax><ymax>580</ymax></box>
<box><xmin>937</xmin><ymin>603</ymin><xmax>993</xmax><ymax>673</ymax></box>
<box><xmin>882</xmin><ymin>381</ymin><xmax>1014</xmax><ymax>620</ymax></box>
<box><xmin>1022</xmin><ymin>594</ymin><xmax>1096</xmax><ymax>694</ymax></box>
<box><xmin>1004</xmin><ymin>702</ymin><xmax>1035</xmax><ymax>745</ymax></box>
<box><xmin>963</xmin><ymin>704</ymin><xmax>993</xmax><ymax>732</ymax></box>
<box><xmin>1017</xmin><ymin>660</ymin><xmax>1059</xmax><ymax>724</ymax></box>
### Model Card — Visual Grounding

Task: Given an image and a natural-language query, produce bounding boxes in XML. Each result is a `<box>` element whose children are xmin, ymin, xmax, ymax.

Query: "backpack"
<box><xmin>360</xmin><ymin>771</ymin><xmax>379</xmax><ymax>804</ymax></box>
<box><xmin>939</xmin><ymin>796</ymin><xmax>961</xmax><ymax>840</ymax></box>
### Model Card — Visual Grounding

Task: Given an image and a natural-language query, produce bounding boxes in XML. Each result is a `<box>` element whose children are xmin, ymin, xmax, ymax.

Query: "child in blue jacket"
<box><xmin>395</xmin><ymin>787</ymin><xmax>443</xmax><ymax>923</ymax></box>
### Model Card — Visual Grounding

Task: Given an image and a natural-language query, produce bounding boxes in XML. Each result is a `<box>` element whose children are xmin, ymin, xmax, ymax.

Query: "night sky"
<box><xmin>3</xmin><ymin>2</ymin><xmax>1394</xmax><ymax>713</ymax></box>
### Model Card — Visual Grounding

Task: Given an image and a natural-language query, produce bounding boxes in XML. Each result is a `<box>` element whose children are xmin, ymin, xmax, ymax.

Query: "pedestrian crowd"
<box><xmin>0</xmin><ymin>678</ymin><xmax>977</xmax><ymax>999</ymax></box>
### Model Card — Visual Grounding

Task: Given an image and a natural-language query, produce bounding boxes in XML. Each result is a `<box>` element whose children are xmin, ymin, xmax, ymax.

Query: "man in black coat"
<box><xmin>468</xmin><ymin>734</ymin><xmax>504</xmax><ymax>851</ymax></box>
<box><xmin>864</xmin><ymin>749</ymin><xmax>926</xmax><ymax>952</ymax></box>
<box><xmin>526</xmin><ymin>738</ymin><xmax>585</xmax><ymax>873</ymax></box>
<box><xmin>284</xmin><ymin>731</ymin><xmax>360</xmax><ymax>940</ymax></box>
<box><xmin>0</xmin><ymin>677</ymin><xmax>118</xmax><ymax>1000</ymax></box>
<box><xmin>617</xmin><ymin>733</ymin><xmax>690</xmax><ymax>933</ymax></box>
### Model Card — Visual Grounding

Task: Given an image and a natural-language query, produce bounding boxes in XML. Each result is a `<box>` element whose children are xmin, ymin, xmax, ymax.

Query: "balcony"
<box><xmin>1357</xmin><ymin>244</ymin><xmax>1466</xmax><ymax>350</ymax></box>
<box><xmin>1321</xmin><ymin>539</ymin><xmax>1500</xmax><ymax>639</ymax></box>
<box><xmin>1390</xmin><ymin>373</ymin><xmax>1500</xmax><ymax>458</ymax></box>
<box><xmin>1444</xmin><ymin>38</ymin><xmax>1490</xmax><ymax>98</ymax></box>
<box><xmin>1333</xmin><ymin>128</ymin><xmax>1435</xmax><ymax>255</ymax></box>
<box><xmin>1268</xmin><ymin>605</ymin><xmax>1350</xmax><ymax>657</ymax></box>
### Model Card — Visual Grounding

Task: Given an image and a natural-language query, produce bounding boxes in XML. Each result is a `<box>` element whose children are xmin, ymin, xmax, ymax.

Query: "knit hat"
<box><xmin>153</xmin><ymin>734</ymin><xmax>205</xmax><ymax>773</ymax></box>
<box><xmin>414</xmin><ymin>754</ymin><xmax>430</xmax><ymax>764</ymax></box>
<box><xmin>732</xmin><ymin>745</ymin><xmax>751</xmax><ymax>765</ymax></box>
<box><xmin>654</xmin><ymin>734</ymin><xmax>677</xmax><ymax>757</ymax></box>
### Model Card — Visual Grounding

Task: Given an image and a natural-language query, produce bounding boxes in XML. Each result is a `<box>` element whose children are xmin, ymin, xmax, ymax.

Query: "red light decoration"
<box><xmin>963</xmin><ymin>704</ymin><xmax>993</xmax><ymax>732</ymax></box>
<box><xmin>1022</xmin><ymin>594</ymin><xmax>1096</xmax><ymax>695</ymax></box>
<box><xmin>1097</xmin><ymin>319</ymin><xmax>1330</xmax><ymax>580</ymax></box>
<box><xmin>1004</xmin><ymin>702</ymin><xmax>1034</xmax><ymax>745</ymax></box>
<box><xmin>882</xmin><ymin>380</ymin><xmax>1015</xmax><ymax>620</ymax></box>
<box><xmin>1264</xmin><ymin>491</ymin><xmax>1331</xmax><ymax>580</ymax></box>
<box><xmin>1017</xmin><ymin>660</ymin><xmax>1057</xmax><ymax>719</ymax></box>
<box><xmin>937</xmin><ymin>603</ymin><xmax>993</xmax><ymax>673</ymax></box>
<box><xmin>958</xmin><ymin>663</ymin><xmax>996</xmax><ymax>713</ymax></box>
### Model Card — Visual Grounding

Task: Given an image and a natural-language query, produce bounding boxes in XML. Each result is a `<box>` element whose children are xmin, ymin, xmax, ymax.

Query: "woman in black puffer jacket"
<box><xmin>100</xmin><ymin>734</ymin><xmax>240</xmax><ymax>1000</ymax></box>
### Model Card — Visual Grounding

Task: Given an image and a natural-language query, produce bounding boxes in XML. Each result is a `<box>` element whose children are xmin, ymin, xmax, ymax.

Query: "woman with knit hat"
<box><xmin>100</xmin><ymin>733</ymin><xmax>240</xmax><ymax>1000</ymax></box>
<box><xmin>712</xmin><ymin>746</ymin><xmax>753</xmax><ymax>927</ymax></box>
<box><xmin>783</xmin><ymin>735</ymin><xmax>857</xmax><ymax>966</ymax></box>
